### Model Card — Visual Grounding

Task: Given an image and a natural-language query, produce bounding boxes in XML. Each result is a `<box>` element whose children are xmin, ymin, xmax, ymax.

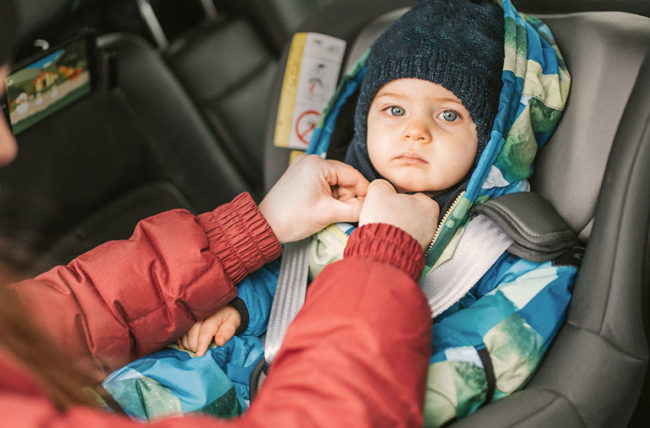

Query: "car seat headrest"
<box><xmin>339</xmin><ymin>9</ymin><xmax>650</xmax><ymax>243</ymax></box>
<box><xmin>266</xmin><ymin>2</ymin><xmax>649</xmax><ymax>245</ymax></box>
<box><xmin>14</xmin><ymin>0</ymin><xmax>73</xmax><ymax>49</ymax></box>
<box><xmin>530</xmin><ymin>12</ymin><xmax>650</xmax><ymax>241</ymax></box>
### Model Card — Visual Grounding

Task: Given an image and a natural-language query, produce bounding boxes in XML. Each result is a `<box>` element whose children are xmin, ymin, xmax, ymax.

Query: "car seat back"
<box><xmin>0</xmin><ymin>0</ymin><xmax>250</xmax><ymax>274</ymax></box>
<box><xmin>162</xmin><ymin>0</ymin><xmax>343</xmax><ymax>198</ymax></box>
<box><xmin>263</xmin><ymin>1</ymin><xmax>650</xmax><ymax>426</ymax></box>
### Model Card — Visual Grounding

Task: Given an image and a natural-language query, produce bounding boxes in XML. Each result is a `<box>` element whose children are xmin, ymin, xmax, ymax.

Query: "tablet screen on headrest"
<box><xmin>1</xmin><ymin>31</ymin><xmax>97</xmax><ymax>135</ymax></box>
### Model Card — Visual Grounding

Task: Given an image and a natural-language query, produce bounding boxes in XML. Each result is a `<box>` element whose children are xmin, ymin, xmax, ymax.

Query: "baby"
<box><xmin>180</xmin><ymin>0</ymin><xmax>504</xmax><ymax>357</ymax></box>
<box><xmin>106</xmin><ymin>1</ymin><xmax>574</xmax><ymax>426</ymax></box>
<box><xmin>179</xmin><ymin>74</ymin><xmax>489</xmax><ymax>353</ymax></box>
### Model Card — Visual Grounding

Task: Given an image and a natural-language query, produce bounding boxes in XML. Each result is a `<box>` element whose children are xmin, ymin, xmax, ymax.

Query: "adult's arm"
<box><xmin>10</xmin><ymin>223</ymin><xmax>431</xmax><ymax>427</ymax></box>
<box><xmin>9</xmin><ymin>193</ymin><xmax>281</xmax><ymax>381</ymax></box>
<box><xmin>240</xmin><ymin>223</ymin><xmax>432</xmax><ymax>427</ymax></box>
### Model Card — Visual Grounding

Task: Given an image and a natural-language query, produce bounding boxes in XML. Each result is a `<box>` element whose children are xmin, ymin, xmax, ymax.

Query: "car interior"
<box><xmin>1</xmin><ymin>0</ymin><xmax>649</xmax><ymax>426</ymax></box>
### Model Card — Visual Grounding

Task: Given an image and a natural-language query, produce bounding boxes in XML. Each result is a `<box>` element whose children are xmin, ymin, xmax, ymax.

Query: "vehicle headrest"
<box><xmin>14</xmin><ymin>0</ymin><xmax>73</xmax><ymax>49</ymax></box>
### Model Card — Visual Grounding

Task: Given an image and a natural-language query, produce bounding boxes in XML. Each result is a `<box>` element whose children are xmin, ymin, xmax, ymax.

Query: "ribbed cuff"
<box><xmin>344</xmin><ymin>223</ymin><xmax>425</xmax><ymax>281</ymax></box>
<box><xmin>228</xmin><ymin>297</ymin><xmax>249</xmax><ymax>335</ymax></box>
<box><xmin>197</xmin><ymin>193</ymin><xmax>282</xmax><ymax>284</ymax></box>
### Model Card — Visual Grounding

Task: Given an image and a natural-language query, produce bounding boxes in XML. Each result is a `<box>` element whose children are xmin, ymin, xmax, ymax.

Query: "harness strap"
<box><xmin>263</xmin><ymin>238</ymin><xmax>311</xmax><ymax>363</ymax></box>
<box><xmin>421</xmin><ymin>214</ymin><xmax>514</xmax><ymax>318</ymax></box>
<box><xmin>264</xmin><ymin>215</ymin><xmax>512</xmax><ymax>362</ymax></box>
<box><xmin>256</xmin><ymin>215</ymin><xmax>513</xmax><ymax>397</ymax></box>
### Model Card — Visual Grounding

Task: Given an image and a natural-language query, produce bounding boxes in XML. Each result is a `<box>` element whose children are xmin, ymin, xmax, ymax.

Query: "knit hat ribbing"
<box><xmin>347</xmin><ymin>0</ymin><xmax>504</xmax><ymax>178</ymax></box>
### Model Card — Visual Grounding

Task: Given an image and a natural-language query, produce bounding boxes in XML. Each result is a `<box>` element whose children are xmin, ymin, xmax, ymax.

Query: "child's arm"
<box><xmin>423</xmin><ymin>257</ymin><xmax>577</xmax><ymax>427</ymax></box>
<box><xmin>234</xmin><ymin>260</ymin><xmax>279</xmax><ymax>336</ymax></box>
<box><xmin>177</xmin><ymin>260</ymin><xmax>280</xmax><ymax>356</ymax></box>
<box><xmin>10</xmin><ymin>194</ymin><xmax>281</xmax><ymax>381</ymax></box>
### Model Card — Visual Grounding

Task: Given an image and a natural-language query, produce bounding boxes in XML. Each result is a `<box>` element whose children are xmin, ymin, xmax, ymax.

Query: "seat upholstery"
<box><xmin>98</xmin><ymin>32</ymin><xmax>249</xmax><ymax>211</ymax></box>
<box><xmin>0</xmin><ymin>0</ymin><xmax>250</xmax><ymax>273</ymax></box>
<box><xmin>513</xmin><ymin>0</ymin><xmax>650</xmax><ymax>17</ymax></box>
<box><xmin>531</xmin><ymin>12</ymin><xmax>650</xmax><ymax>240</ymax></box>
<box><xmin>1</xmin><ymin>0</ymin><xmax>347</xmax><ymax>272</ymax></box>
<box><xmin>262</xmin><ymin>1</ymin><xmax>650</xmax><ymax>426</ymax></box>
<box><xmin>164</xmin><ymin>18</ymin><xmax>279</xmax><ymax>198</ymax></box>
<box><xmin>162</xmin><ymin>0</ymin><xmax>342</xmax><ymax>198</ymax></box>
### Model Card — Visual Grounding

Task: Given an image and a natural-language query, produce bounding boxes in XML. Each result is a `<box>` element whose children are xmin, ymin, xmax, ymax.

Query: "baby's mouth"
<box><xmin>394</xmin><ymin>152</ymin><xmax>428</xmax><ymax>165</ymax></box>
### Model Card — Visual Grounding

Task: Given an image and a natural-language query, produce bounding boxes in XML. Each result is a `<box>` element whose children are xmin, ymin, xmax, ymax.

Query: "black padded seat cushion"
<box><xmin>165</xmin><ymin>19</ymin><xmax>279</xmax><ymax>198</ymax></box>
<box><xmin>29</xmin><ymin>181</ymin><xmax>193</xmax><ymax>274</ymax></box>
<box><xmin>99</xmin><ymin>33</ymin><xmax>249</xmax><ymax>209</ymax></box>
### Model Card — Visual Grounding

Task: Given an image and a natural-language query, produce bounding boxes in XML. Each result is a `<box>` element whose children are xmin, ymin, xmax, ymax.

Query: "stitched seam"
<box><xmin>565</xmin><ymin>320</ymin><xmax>648</xmax><ymax>362</ymax></box>
<box><xmin>598</xmin><ymin>113</ymin><xmax>650</xmax><ymax>336</ymax></box>
<box><xmin>486</xmin><ymin>203</ymin><xmax>572</xmax><ymax>241</ymax></box>
<box><xmin>502</xmin><ymin>389</ymin><xmax>586</xmax><ymax>428</ymax></box>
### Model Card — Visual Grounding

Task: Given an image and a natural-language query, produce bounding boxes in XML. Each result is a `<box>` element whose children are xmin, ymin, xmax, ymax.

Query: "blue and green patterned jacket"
<box><xmin>306</xmin><ymin>0</ymin><xmax>574</xmax><ymax>425</ymax></box>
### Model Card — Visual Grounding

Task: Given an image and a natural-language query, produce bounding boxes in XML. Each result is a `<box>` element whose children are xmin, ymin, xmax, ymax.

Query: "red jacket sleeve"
<box><xmin>239</xmin><ymin>223</ymin><xmax>432</xmax><ymax>427</ymax></box>
<box><xmin>8</xmin><ymin>193</ymin><xmax>281</xmax><ymax>381</ymax></box>
<box><xmin>3</xmin><ymin>223</ymin><xmax>431</xmax><ymax>427</ymax></box>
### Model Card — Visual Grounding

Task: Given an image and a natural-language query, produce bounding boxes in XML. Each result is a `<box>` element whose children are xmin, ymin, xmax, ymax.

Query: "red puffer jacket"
<box><xmin>1</xmin><ymin>193</ymin><xmax>431</xmax><ymax>427</ymax></box>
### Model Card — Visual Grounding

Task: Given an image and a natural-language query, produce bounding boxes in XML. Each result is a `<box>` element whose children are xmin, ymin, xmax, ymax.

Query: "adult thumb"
<box><xmin>324</xmin><ymin>197</ymin><xmax>364</xmax><ymax>224</ymax></box>
<box><xmin>368</xmin><ymin>179</ymin><xmax>396</xmax><ymax>195</ymax></box>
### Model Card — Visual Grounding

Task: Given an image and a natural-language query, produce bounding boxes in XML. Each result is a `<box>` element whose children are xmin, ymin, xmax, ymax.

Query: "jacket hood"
<box><xmin>306</xmin><ymin>0</ymin><xmax>570</xmax><ymax>268</ymax></box>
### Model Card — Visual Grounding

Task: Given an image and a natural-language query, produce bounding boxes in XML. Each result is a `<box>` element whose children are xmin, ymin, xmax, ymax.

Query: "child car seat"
<box><xmin>262</xmin><ymin>0</ymin><xmax>650</xmax><ymax>426</ymax></box>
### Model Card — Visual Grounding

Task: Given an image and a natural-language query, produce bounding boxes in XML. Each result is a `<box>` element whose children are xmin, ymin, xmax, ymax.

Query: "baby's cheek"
<box><xmin>373</xmin><ymin>158</ymin><xmax>395</xmax><ymax>181</ymax></box>
<box><xmin>389</xmin><ymin>171</ymin><xmax>422</xmax><ymax>193</ymax></box>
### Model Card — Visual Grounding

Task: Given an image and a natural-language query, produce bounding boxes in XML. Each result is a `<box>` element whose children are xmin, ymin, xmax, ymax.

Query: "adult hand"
<box><xmin>259</xmin><ymin>155</ymin><xmax>369</xmax><ymax>243</ymax></box>
<box><xmin>359</xmin><ymin>179</ymin><xmax>440</xmax><ymax>249</ymax></box>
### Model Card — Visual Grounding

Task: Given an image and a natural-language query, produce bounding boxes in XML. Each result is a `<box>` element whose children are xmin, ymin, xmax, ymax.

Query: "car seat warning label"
<box><xmin>274</xmin><ymin>32</ymin><xmax>346</xmax><ymax>150</ymax></box>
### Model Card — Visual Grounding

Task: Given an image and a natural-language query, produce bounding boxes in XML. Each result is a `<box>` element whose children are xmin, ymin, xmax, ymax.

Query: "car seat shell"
<box><xmin>262</xmin><ymin>2</ymin><xmax>650</xmax><ymax>426</ymax></box>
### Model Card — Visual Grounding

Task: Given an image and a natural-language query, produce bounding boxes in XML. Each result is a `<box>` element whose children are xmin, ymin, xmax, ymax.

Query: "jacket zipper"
<box><xmin>426</xmin><ymin>191</ymin><xmax>465</xmax><ymax>256</ymax></box>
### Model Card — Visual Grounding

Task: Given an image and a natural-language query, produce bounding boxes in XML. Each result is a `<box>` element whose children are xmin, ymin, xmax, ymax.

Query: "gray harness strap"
<box><xmin>420</xmin><ymin>214</ymin><xmax>514</xmax><ymax>318</ymax></box>
<box><xmin>263</xmin><ymin>215</ymin><xmax>512</xmax><ymax>361</ymax></box>
<box><xmin>254</xmin><ymin>192</ymin><xmax>576</xmax><ymax>399</ymax></box>
<box><xmin>263</xmin><ymin>238</ymin><xmax>311</xmax><ymax>363</ymax></box>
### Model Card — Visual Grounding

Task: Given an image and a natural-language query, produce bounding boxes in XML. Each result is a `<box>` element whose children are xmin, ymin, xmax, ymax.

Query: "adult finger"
<box><xmin>320</xmin><ymin>197</ymin><xmax>365</xmax><ymax>224</ymax></box>
<box><xmin>413</xmin><ymin>192</ymin><xmax>441</xmax><ymax>212</ymax></box>
<box><xmin>325</xmin><ymin>160</ymin><xmax>370</xmax><ymax>197</ymax></box>
<box><xmin>368</xmin><ymin>178</ymin><xmax>396</xmax><ymax>194</ymax></box>
<box><xmin>335</xmin><ymin>187</ymin><xmax>366</xmax><ymax>202</ymax></box>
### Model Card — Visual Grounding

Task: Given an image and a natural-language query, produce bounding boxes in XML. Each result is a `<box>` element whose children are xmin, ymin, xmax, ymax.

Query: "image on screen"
<box><xmin>4</xmin><ymin>37</ymin><xmax>92</xmax><ymax>134</ymax></box>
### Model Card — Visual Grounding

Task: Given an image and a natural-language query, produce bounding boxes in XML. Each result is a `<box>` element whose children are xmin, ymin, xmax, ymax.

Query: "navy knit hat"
<box><xmin>345</xmin><ymin>0</ymin><xmax>504</xmax><ymax>186</ymax></box>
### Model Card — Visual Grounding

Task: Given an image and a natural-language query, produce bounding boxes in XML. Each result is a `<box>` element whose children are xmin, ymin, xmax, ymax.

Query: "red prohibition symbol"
<box><xmin>295</xmin><ymin>109</ymin><xmax>320</xmax><ymax>145</ymax></box>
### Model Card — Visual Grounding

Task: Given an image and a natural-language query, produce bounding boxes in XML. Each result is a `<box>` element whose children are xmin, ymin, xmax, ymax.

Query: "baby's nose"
<box><xmin>403</xmin><ymin>119</ymin><xmax>432</xmax><ymax>143</ymax></box>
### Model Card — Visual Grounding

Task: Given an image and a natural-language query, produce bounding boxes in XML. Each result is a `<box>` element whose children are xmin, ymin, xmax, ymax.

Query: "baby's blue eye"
<box><xmin>388</xmin><ymin>106</ymin><xmax>405</xmax><ymax>116</ymax></box>
<box><xmin>440</xmin><ymin>110</ymin><xmax>459</xmax><ymax>122</ymax></box>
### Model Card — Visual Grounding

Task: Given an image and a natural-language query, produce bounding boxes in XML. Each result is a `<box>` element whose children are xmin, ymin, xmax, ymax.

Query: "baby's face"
<box><xmin>367</xmin><ymin>78</ymin><xmax>478</xmax><ymax>193</ymax></box>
